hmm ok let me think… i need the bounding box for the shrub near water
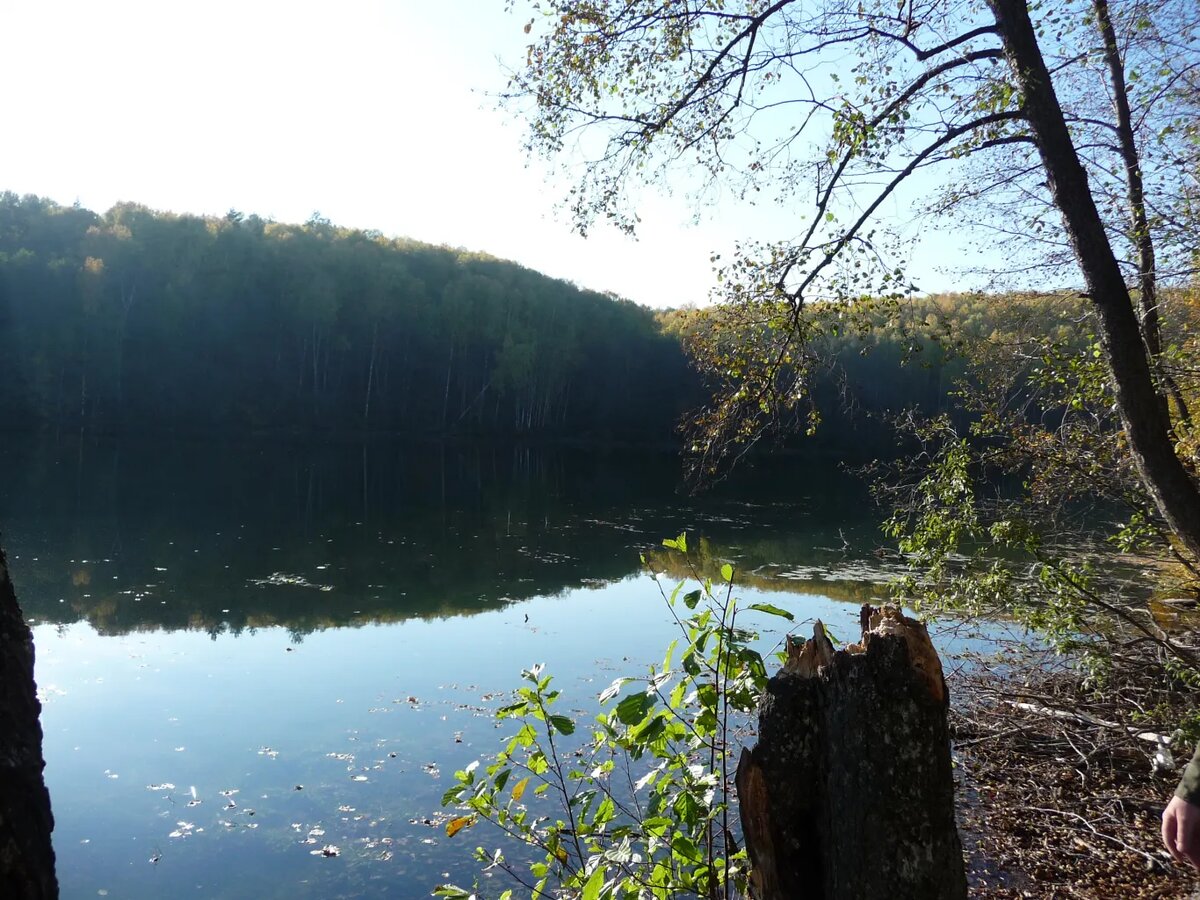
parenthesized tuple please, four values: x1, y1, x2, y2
(438, 534, 796, 899)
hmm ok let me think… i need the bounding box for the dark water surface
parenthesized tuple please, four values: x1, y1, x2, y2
(1, 436, 972, 899)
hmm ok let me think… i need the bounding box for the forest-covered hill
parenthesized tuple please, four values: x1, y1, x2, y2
(0, 192, 1033, 455)
(0, 193, 699, 442)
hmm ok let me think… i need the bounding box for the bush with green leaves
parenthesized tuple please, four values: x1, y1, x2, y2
(877, 317, 1200, 679)
(437, 534, 796, 899)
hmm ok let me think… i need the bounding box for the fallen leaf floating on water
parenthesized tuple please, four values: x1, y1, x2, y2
(310, 844, 340, 858)
(147, 783, 176, 791)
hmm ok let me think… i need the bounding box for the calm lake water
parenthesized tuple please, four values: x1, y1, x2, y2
(0, 436, 990, 899)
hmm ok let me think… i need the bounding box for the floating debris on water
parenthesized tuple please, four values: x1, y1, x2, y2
(168, 821, 201, 839)
(249, 573, 334, 591)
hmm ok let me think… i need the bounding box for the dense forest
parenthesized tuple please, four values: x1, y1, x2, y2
(0, 193, 984, 456)
(0, 193, 697, 442)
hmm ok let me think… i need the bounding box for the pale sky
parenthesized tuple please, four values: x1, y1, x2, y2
(0, 0, 971, 307)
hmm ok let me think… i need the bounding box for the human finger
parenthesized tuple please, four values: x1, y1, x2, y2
(1181, 817, 1200, 870)
(1163, 805, 1185, 863)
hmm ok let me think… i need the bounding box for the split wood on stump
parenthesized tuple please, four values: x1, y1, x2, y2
(0, 539, 57, 899)
(736, 604, 966, 900)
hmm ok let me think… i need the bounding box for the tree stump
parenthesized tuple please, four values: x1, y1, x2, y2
(736, 605, 966, 900)
(0, 540, 57, 898)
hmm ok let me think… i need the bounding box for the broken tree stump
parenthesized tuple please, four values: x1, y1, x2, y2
(0, 539, 57, 899)
(736, 605, 965, 900)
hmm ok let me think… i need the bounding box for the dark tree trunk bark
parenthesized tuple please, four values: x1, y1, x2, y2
(989, 0, 1200, 563)
(736, 606, 965, 900)
(0, 541, 57, 899)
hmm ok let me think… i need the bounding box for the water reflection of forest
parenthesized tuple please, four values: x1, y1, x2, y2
(1, 437, 887, 636)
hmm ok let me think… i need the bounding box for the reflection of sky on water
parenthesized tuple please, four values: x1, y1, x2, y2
(3, 436, 1019, 898)
(35, 578, 877, 899)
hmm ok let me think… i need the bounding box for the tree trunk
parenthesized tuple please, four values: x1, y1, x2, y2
(0, 541, 57, 899)
(363, 323, 378, 425)
(441, 343, 455, 430)
(989, 0, 1200, 563)
(736, 606, 965, 900)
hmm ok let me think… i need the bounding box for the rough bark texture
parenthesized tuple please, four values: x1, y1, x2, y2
(736, 606, 966, 900)
(989, 0, 1200, 563)
(0, 540, 57, 899)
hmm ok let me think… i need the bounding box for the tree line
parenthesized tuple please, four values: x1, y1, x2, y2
(0, 192, 1007, 459)
(0, 193, 699, 442)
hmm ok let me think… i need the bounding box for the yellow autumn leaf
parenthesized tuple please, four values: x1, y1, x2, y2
(445, 815, 475, 838)
(511, 776, 530, 803)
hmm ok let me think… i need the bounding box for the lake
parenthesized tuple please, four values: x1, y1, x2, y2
(0, 435, 986, 899)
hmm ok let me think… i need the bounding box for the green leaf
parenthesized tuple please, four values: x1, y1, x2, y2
(682, 589, 702, 610)
(671, 833, 703, 864)
(615, 691, 654, 725)
(747, 602, 794, 621)
(668, 680, 686, 709)
(549, 714, 576, 735)
(594, 795, 616, 825)
(642, 815, 672, 837)
(629, 712, 666, 743)
(581, 865, 606, 900)
(720, 563, 733, 582)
